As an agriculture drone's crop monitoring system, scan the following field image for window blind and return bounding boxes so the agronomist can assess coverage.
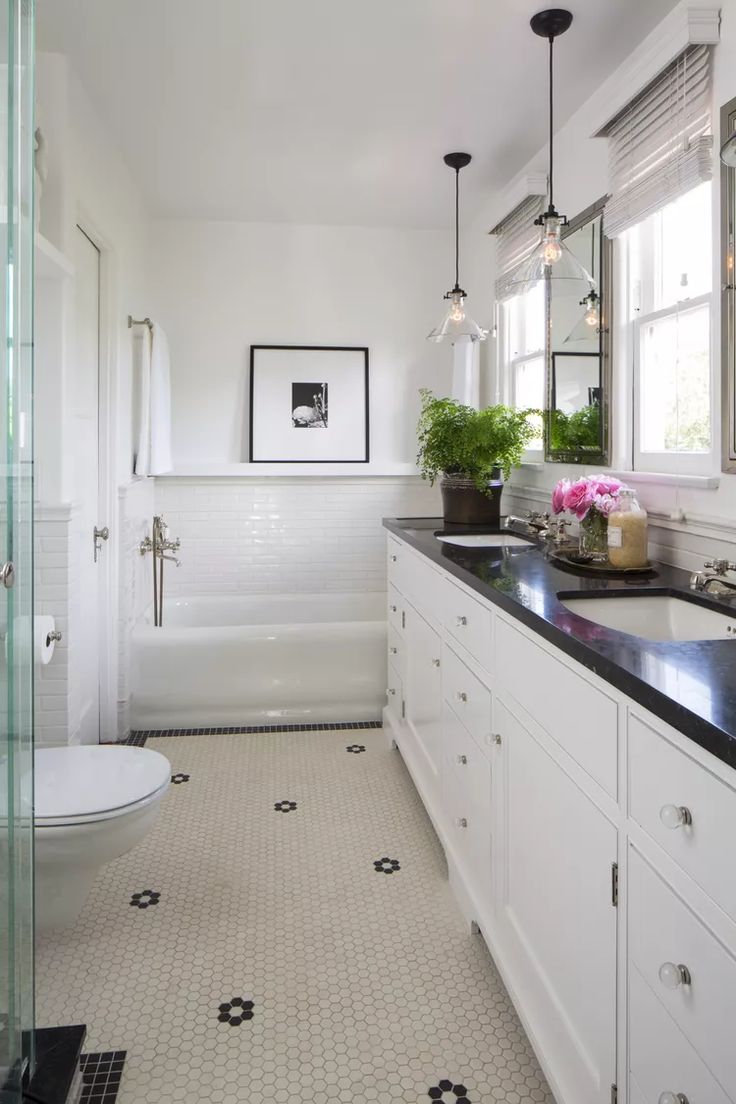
[492,194,545,300]
[602,44,713,239]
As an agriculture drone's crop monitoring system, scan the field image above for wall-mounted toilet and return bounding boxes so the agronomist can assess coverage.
[35,745,171,931]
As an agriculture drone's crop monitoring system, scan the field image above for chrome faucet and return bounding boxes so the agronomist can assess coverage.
[690,558,736,596]
[140,516,182,625]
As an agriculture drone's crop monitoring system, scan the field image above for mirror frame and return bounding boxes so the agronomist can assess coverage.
[544,195,612,465]
[721,95,736,473]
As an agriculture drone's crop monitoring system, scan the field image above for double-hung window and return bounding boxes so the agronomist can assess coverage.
[603,44,715,475]
[492,193,545,456]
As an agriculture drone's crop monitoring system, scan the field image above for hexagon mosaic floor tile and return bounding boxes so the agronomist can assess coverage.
[36,729,554,1104]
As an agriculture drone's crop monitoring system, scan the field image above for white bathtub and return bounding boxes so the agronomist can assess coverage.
[130,592,387,729]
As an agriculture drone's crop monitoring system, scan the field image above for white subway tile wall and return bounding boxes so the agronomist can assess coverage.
[154,478,441,596]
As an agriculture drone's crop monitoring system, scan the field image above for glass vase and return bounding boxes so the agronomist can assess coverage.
[579,509,608,561]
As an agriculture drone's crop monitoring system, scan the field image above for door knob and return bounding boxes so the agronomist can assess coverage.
[93,525,110,564]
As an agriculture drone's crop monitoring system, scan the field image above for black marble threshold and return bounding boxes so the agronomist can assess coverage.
[385,517,736,772]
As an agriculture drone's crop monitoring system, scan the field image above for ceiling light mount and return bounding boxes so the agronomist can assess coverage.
[530,8,573,41]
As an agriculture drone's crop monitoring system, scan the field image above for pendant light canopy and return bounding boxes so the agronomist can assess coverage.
[427,152,487,344]
[505,10,595,296]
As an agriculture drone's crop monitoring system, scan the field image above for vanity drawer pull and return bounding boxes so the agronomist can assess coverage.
[658,962,692,990]
[455,817,468,829]
[389,646,397,655]
[660,804,692,829]
[457,754,468,765]
[456,615,468,627]
[487,732,502,746]
[386,688,396,697]
[389,604,397,613]
[432,658,441,668]
[456,691,468,703]
[658,1094,689,1104]
[390,554,397,562]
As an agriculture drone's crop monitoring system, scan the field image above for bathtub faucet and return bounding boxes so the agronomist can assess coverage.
[141,516,183,626]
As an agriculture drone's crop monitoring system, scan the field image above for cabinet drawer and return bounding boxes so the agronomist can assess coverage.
[629,847,736,1095]
[629,964,731,1104]
[387,537,403,589]
[387,584,404,635]
[387,625,405,681]
[443,703,492,896]
[444,581,493,670]
[443,643,493,756]
[403,548,446,626]
[496,617,618,798]
[629,713,736,922]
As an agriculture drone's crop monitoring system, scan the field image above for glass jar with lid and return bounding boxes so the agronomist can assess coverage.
[607,488,648,569]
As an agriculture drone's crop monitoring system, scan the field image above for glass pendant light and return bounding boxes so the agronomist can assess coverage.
[505,9,595,295]
[427,152,487,343]
[564,224,601,343]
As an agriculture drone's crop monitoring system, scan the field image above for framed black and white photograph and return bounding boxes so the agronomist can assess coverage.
[249,345,369,463]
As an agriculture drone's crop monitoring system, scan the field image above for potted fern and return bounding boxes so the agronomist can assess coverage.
[416,389,539,526]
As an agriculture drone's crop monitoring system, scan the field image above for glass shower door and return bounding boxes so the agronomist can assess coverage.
[0,0,35,1098]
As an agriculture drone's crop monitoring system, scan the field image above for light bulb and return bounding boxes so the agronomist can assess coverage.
[449,292,466,323]
[584,302,599,327]
[542,232,562,264]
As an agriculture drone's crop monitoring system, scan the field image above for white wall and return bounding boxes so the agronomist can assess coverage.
[467,2,736,568]
[147,219,451,470]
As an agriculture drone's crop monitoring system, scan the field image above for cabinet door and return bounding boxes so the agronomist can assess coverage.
[495,698,617,1104]
[404,602,443,799]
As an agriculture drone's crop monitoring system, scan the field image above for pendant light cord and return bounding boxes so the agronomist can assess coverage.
[454,167,460,292]
[548,34,554,211]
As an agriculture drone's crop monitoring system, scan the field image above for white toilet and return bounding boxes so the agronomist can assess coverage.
[34,745,171,932]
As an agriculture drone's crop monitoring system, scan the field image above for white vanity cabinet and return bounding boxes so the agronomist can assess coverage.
[384,530,736,1104]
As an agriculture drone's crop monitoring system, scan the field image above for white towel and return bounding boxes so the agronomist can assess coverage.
[134,320,173,476]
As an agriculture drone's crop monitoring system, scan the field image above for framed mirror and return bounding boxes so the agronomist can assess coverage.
[721,95,736,472]
[544,197,612,464]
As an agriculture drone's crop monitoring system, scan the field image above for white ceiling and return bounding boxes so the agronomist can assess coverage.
[37,0,680,229]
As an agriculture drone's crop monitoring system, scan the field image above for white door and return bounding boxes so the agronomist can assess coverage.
[73,225,107,743]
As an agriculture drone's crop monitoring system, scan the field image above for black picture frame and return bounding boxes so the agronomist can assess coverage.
[249,345,370,463]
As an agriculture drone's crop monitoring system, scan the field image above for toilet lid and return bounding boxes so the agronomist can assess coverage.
[35,746,171,821]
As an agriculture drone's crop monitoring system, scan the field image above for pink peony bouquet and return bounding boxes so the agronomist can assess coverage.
[551,474,625,521]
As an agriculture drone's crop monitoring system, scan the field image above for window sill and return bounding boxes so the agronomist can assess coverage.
[610,469,720,490]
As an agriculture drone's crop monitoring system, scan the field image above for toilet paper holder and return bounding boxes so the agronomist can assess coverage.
[46,629,62,646]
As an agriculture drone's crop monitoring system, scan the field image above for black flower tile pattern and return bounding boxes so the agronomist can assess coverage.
[428,1080,471,1103]
[126,719,383,743]
[217,997,254,1026]
[79,1050,126,1103]
[373,856,401,874]
[129,890,160,909]
[37,727,554,1104]
[170,772,190,784]
[274,800,297,812]
[346,744,366,753]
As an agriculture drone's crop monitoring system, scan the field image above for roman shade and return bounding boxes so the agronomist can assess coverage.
[602,43,713,238]
[492,194,545,300]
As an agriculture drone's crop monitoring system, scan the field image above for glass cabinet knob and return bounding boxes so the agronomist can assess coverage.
[389,646,397,654]
[386,688,396,697]
[456,615,467,626]
[660,804,692,829]
[456,691,468,703]
[658,1094,689,1104]
[455,817,468,828]
[432,658,441,667]
[658,962,692,989]
[390,554,397,562]
[389,604,397,613]
[457,754,468,765]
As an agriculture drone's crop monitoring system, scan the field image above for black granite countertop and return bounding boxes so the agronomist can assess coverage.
[384,516,736,772]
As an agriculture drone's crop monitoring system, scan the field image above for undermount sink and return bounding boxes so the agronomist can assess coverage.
[560,594,736,642]
[435,533,534,549]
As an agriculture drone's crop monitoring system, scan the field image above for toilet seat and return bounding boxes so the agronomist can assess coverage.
[35,746,171,827]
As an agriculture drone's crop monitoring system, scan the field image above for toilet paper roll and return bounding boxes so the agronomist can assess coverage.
[34,615,56,666]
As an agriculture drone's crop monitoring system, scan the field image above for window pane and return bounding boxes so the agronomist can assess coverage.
[658,182,712,307]
[513,355,544,450]
[505,284,544,358]
[639,303,711,454]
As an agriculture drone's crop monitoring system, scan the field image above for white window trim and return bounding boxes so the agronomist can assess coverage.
[632,290,714,476]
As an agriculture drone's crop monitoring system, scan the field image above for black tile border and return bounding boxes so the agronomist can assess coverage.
[79,1050,126,1103]
[124,720,382,745]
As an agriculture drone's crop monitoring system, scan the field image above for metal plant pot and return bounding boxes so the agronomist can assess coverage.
[440,472,503,526]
